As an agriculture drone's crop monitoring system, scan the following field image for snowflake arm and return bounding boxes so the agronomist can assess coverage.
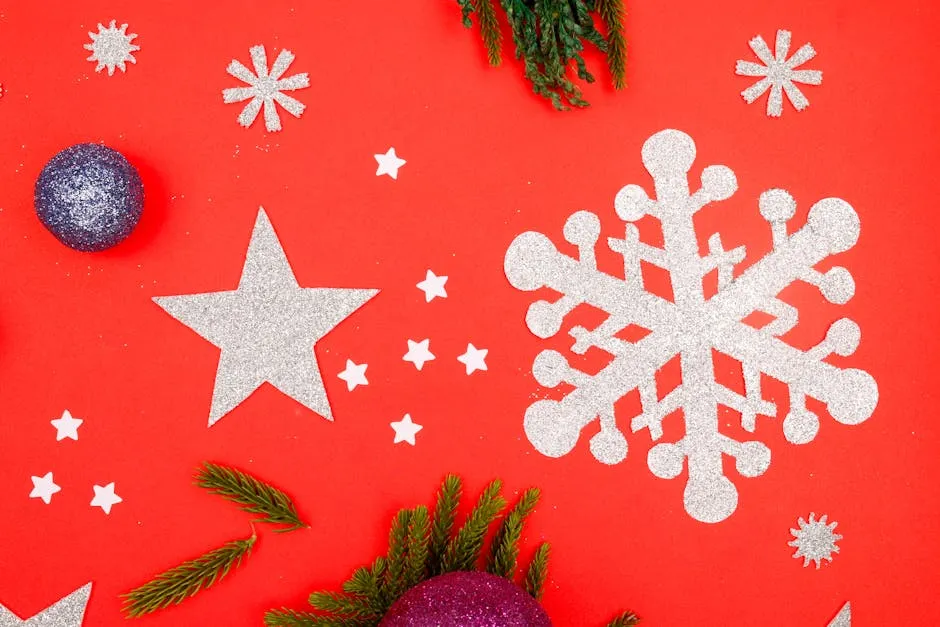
[735,30,823,117]
[222,45,310,132]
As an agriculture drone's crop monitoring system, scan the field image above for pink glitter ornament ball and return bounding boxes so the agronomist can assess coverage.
[380,571,552,627]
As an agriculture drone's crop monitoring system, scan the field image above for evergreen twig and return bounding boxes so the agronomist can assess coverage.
[404,506,431,588]
[196,462,307,532]
[487,487,540,578]
[607,610,641,626]
[596,0,627,88]
[264,608,364,626]
[122,531,256,618]
[524,542,551,600]
[441,479,507,572]
[382,509,413,604]
[429,475,462,576]
[475,0,503,65]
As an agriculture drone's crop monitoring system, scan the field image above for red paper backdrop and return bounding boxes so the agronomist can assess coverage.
[1,1,939,625]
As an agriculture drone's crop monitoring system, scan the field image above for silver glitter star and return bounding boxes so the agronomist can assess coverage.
[154,208,378,427]
[789,512,842,569]
[0,582,92,626]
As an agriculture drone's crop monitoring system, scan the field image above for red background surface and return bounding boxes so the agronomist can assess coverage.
[1,1,939,625]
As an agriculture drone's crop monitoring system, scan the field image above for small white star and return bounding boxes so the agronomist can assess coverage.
[416,270,448,302]
[51,409,83,441]
[90,483,122,515]
[403,339,435,371]
[390,414,423,445]
[374,147,406,179]
[29,472,61,505]
[338,359,369,391]
[457,343,489,375]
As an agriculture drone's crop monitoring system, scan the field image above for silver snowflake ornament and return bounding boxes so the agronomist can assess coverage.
[222,45,310,132]
[504,129,878,523]
[789,512,842,568]
[84,20,139,76]
[736,29,822,117]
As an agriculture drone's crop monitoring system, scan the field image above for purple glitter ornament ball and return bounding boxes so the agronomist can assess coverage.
[380,571,552,627]
[34,143,144,252]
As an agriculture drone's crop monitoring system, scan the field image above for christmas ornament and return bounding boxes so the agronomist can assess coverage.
[456,0,626,110]
[735,30,823,117]
[222,45,309,132]
[34,143,144,252]
[789,513,842,569]
[264,475,637,627]
[0,582,92,626]
[153,208,378,427]
[84,20,139,76]
[504,128,877,523]
[380,571,551,627]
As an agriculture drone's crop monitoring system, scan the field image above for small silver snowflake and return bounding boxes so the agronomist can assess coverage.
[222,45,310,133]
[789,512,842,568]
[84,20,139,76]
[735,29,822,117]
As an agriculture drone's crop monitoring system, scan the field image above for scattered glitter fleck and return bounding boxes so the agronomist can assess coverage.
[34,143,144,252]
[789,512,842,568]
[222,45,310,132]
[0,582,92,626]
[84,20,139,76]
[504,129,877,523]
[380,571,551,627]
[153,208,378,427]
[735,29,822,117]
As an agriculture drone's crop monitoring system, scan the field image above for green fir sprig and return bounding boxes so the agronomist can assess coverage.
[524,541,550,600]
[457,0,628,109]
[122,531,256,618]
[196,461,308,532]
[607,610,642,626]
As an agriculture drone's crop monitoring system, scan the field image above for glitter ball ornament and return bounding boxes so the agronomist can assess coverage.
[380,571,552,627]
[34,143,144,252]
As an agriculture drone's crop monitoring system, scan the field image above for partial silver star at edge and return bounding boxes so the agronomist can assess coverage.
[154,208,378,427]
[0,582,92,626]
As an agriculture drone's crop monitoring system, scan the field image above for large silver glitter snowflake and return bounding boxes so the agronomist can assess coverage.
[789,512,842,568]
[84,20,139,76]
[504,129,878,523]
[735,29,822,117]
[222,45,310,132]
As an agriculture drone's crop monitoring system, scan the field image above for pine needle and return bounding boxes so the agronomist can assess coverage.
[441,479,507,572]
[487,487,540,578]
[122,532,256,618]
[524,542,550,600]
[596,0,627,88]
[405,506,431,589]
[429,475,462,575]
[196,462,307,532]
[475,0,503,65]
[308,592,377,620]
[382,509,413,604]
[607,610,641,626]
[264,608,364,626]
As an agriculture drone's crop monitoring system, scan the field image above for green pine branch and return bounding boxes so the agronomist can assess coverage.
[524,542,551,600]
[122,532,256,618]
[441,479,507,572]
[607,610,641,626]
[196,462,307,532]
[487,487,540,578]
[404,506,430,589]
[475,0,503,65]
[382,509,413,604]
[429,475,462,576]
[264,608,366,626]
[596,0,627,88]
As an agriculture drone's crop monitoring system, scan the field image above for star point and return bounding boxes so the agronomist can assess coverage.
[337,360,369,391]
[403,339,435,371]
[0,582,92,626]
[154,207,379,427]
[374,147,406,179]
[416,270,448,302]
[50,409,83,441]
[90,482,122,515]
[29,472,61,505]
[457,343,488,375]
[390,414,423,445]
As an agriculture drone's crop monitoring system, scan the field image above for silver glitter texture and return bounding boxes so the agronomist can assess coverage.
[34,143,144,252]
[789,512,842,569]
[827,602,851,627]
[504,129,878,523]
[0,582,91,626]
[154,208,378,427]
[84,20,138,76]
[223,45,310,132]
[736,29,823,117]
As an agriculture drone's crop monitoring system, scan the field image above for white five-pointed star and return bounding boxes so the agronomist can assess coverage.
[338,360,369,391]
[50,409,83,441]
[390,414,423,445]
[374,147,406,179]
[416,270,448,302]
[403,339,435,370]
[29,472,61,505]
[90,482,122,514]
[457,343,489,375]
